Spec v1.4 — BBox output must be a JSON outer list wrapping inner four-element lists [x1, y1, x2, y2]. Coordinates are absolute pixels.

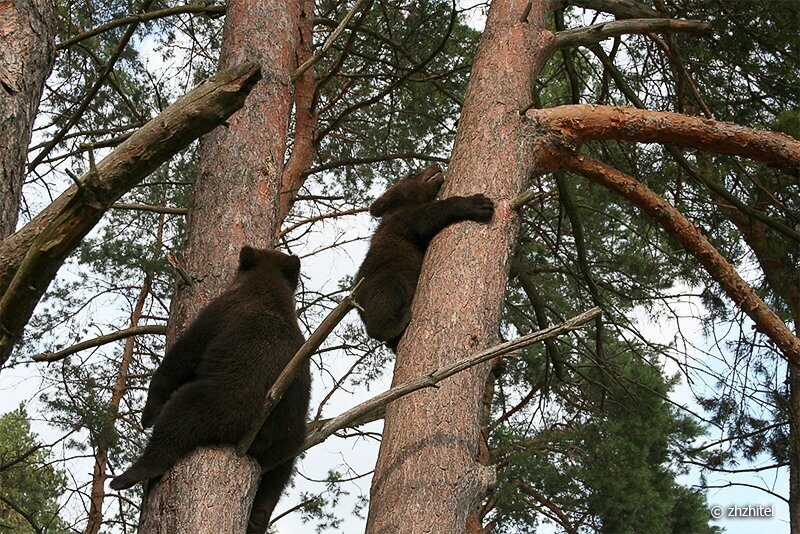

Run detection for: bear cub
[[354, 164, 494, 351], [110, 246, 310, 534]]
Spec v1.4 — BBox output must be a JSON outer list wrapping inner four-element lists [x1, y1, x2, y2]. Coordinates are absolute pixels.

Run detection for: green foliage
[[0, 406, 70, 533]]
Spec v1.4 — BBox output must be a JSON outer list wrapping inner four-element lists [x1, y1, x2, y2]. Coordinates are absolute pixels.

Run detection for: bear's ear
[[281, 254, 301, 288], [238, 246, 259, 271]]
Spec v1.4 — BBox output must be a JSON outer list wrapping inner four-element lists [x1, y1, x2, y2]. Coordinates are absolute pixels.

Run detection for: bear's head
[[236, 246, 301, 292], [369, 164, 445, 217]]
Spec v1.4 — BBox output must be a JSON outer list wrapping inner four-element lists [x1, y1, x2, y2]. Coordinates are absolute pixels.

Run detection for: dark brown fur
[[354, 165, 494, 350], [110, 247, 309, 534]]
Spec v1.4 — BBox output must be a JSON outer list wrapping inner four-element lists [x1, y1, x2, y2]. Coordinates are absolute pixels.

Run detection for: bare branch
[[292, 307, 602, 467], [0, 62, 261, 369], [552, 18, 711, 49], [112, 203, 188, 215], [279, 206, 368, 238], [292, 0, 369, 82], [32, 325, 166, 363]]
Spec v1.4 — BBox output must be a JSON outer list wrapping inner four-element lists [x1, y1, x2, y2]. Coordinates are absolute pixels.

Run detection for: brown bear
[[110, 246, 309, 534], [353, 164, 494, 350]]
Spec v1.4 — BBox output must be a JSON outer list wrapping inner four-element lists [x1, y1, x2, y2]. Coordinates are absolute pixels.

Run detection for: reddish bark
[[139, 0, 301, 531], [85, 221, 162, 534], [366, 1, 555, 531], [533, 105, 800, 175], [556, 152, 800, 366], [0, 0, 54, 238], [276, 0, 318, 232]]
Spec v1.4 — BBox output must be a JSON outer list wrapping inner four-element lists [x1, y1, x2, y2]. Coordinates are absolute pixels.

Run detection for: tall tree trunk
[[366, 1, 555, 531], [139, 1, 301, 532], [0, 0, 54, 238]]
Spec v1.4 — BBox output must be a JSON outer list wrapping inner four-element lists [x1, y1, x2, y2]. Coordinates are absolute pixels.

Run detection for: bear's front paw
[[466, 194, 494, 222]]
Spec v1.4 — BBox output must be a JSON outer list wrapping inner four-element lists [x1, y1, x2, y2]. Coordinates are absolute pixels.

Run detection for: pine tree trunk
[[365, 1, 555, 531], [138, 0, 301, 531], [0, 0, 54, 238]]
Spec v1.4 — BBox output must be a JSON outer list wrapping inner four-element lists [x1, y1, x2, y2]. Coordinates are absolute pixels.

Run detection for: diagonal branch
[[0, 62, 261, 369], [556, 152, 800, 365], [31, 324, 166, 363], [552, 18, 711, 49], [533, 105, 800, 176], [235, 280, 363, 456], [282, 307, 603, 471]]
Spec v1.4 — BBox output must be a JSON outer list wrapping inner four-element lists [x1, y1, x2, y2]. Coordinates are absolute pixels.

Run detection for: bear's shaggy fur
[[354, 164, 494, 350], [110, 246, 309, 533]]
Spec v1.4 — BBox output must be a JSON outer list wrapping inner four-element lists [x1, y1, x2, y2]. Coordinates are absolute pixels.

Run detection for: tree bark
[[0, 0, 54, 238], [531, 105, 800, 176], [138, 1, 301, 532], [366, 1, 556, 531]]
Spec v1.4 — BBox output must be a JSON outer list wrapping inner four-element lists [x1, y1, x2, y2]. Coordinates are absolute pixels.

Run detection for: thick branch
[[552, 18, 711, 49], [533, 105, 800, 176], [235, 280, 362, 456], [0, 62, 261, 368], [276, 0, 319, 232], [31, 324, 166, 363], [587, 46, 800, 243], [557, 152, 800, 365]]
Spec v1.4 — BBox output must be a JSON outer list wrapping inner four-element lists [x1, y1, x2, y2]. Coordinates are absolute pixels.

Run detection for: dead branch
[[0, 62, 261, 368], [289, 307, 602, 469], [279, 206, 368, 238], [557, 152, 800, 365], [552, 18, 711, 49], [112, 203, 188, 215], [235, 279, 363, 456], [564, 0, 659, 18], [32, 325, 166, 363], [292, 0, 369, 82]]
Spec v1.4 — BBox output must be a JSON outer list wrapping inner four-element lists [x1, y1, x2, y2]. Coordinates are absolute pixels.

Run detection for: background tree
[[0, 405, 70, 533]]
